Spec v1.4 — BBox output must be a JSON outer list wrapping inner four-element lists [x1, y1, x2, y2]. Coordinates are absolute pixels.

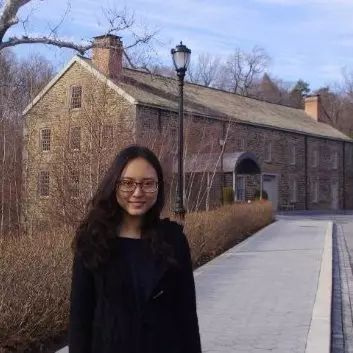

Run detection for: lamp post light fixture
[[219, 139, 225, 205], [171, 41, 191, 222]]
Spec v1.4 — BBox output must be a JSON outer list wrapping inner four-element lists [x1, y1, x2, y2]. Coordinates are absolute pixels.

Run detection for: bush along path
[[0, 201, 273, 353]]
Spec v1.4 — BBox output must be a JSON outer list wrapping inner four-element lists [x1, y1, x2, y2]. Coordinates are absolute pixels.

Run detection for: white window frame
[[290, 145, 296, 165], [265, 141, 272, 162], [290, 179, 297, 203], [40, 128, 51, 152], [332, 151, 338, 170], [312, 149, 318, 168]]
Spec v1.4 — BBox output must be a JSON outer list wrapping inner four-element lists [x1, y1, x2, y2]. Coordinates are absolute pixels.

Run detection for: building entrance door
[[262, 174, 278, 210]]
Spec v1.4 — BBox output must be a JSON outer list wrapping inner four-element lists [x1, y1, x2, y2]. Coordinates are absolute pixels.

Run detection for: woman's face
[[116, 157, 159, 217]]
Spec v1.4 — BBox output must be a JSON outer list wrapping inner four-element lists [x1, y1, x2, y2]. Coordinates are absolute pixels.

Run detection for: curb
[[305, 221, 333, 353]]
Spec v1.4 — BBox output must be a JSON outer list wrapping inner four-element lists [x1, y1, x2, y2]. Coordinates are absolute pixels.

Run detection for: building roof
[[116, 65, 351, 141], [24, 55, 352, 142]]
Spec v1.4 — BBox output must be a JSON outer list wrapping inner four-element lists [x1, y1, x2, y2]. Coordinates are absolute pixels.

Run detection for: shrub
[[185, 200, 274, 267], [0, 200, 274, 352], [0, 231, 72, 353]]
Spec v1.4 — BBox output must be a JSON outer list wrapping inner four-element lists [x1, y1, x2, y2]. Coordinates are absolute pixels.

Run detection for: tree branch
[[0, 0, 32, 39], [0, 1, 158, 70], [0, 35, 92, 54]]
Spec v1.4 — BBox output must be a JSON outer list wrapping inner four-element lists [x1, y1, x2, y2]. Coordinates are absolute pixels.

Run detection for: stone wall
[[22, 64, 353, 234], [22, 61, 136, 233], [136, 105, 353, 212]]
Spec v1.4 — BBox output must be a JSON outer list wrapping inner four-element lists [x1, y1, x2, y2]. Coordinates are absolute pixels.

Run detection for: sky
[[5, 0, 353, 90]]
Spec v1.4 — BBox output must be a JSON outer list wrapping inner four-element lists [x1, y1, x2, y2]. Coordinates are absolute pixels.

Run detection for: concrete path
[[57, 218, 332, 353], [195, 219, 332, 353]]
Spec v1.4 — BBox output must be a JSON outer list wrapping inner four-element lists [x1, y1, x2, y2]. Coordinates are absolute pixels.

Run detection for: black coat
[[69, 219, 202, 353]]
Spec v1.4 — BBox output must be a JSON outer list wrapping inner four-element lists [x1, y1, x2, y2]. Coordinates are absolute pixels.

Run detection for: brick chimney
[[92, 35, 123, 80], [304, 94, 322, 122]]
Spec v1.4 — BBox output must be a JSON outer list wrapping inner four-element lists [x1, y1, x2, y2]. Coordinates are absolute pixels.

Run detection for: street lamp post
[[171, 42, 191, 222], [220, 139, 225, 205]]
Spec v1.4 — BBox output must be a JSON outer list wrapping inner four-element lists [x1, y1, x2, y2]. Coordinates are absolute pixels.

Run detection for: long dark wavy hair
[[72, 145, 171, 270]]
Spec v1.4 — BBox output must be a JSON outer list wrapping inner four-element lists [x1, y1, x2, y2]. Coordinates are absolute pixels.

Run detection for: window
[[70, 127, 81, 151], [290, 145, 296, 165], [312, 149, 318, 168], [332, 151, 338, 170], [69, 170, 80, 198], [265, 141, 272, 162], [290, 179, 297, 203], [236, 176, 245, 201], [101, 125, 113, 148], [347, 146, 352, 166], [70, 86, 82, 109], [38, 171, 50, 197], [312, 180, 319, 203], [40, 128, 51, 152], [238, 137, 245, 151]]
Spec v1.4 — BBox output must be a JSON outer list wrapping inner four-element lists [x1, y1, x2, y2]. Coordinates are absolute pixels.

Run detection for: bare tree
[[149, 65, 177, 78], [0, 1, 157, 68], [217, 46, 271, 96], [186, 53, 221, 87], [0, 49, 53, 237], [16, 53, 54, 103], [342, 67, 353, 100]]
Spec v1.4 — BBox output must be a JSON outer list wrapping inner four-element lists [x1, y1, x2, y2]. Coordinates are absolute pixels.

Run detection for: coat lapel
[[144, 244, 170, 301]]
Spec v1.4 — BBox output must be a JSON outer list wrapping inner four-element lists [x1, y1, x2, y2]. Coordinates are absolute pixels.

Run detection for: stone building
[[22, 35, 353, 232]]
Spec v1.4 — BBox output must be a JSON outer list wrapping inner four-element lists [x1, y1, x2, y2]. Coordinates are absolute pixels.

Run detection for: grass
[[0, 200, 274, 353]]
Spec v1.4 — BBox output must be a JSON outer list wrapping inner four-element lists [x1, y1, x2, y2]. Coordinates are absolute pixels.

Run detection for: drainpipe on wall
[[342, 141, 346, 210], [304, 135, 308, 210]]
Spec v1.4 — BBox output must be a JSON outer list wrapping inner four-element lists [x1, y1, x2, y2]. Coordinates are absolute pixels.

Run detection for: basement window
[[38, 171, 50, 197], [69, 170, 80, 198], [101, 125, 113, 148], [70, 127, 81, 151]]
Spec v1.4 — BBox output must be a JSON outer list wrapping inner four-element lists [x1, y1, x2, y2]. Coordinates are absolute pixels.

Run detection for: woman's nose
[[132, 185, 144, 196]]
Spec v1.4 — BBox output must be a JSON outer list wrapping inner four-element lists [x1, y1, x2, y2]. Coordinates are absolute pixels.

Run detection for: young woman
[[69, 145, 202, 353]]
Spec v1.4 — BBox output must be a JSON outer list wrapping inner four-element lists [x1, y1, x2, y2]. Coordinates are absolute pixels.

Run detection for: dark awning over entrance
[[234, 152, 261, 175], [180, 151, 261, 174]]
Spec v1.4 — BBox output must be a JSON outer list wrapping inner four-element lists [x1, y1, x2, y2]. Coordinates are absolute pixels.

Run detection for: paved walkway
[[195, 219, 331, 353], [58, 218, 332, 353]]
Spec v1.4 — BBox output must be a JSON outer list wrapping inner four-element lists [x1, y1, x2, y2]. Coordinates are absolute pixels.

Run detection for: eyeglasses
[[118, 179, 159, 193]]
